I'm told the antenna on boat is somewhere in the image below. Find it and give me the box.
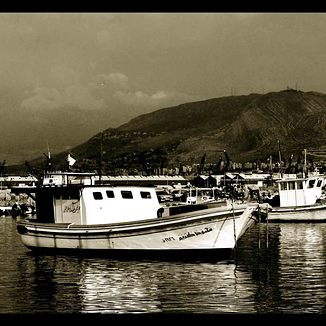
[43,141,53,173]
[47,141,50,159]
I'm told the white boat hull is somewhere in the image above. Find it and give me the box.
[268,203,326,222]
[17,204,258,252]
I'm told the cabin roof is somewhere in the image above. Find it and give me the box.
[276,177,321,183]
[97,175,186,181]
[45,171,96,176]
[11,184,157,195]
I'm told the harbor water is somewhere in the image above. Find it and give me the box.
[1,216,326,314]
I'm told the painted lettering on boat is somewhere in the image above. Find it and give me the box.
[178,227,213,241]
[63,204,80,214]
[162,236,176,243]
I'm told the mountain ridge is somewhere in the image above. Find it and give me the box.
[8,89,326,174]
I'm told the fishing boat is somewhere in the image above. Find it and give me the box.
[12,171,265,260]
[263,175,326,222]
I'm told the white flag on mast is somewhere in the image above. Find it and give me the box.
[67,154,76,166]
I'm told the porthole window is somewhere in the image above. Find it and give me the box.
[121,190,133,199]
[93,192,103,200]
[106,190,115,198]
[141,191,151,199]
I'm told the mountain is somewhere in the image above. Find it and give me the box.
[8,89,326,174]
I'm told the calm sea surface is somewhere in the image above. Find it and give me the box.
[1,216,326,314]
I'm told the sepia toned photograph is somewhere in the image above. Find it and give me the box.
[0,12,326,316]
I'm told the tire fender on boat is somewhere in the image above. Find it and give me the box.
[157,207,164,218]
[17,224,27,235]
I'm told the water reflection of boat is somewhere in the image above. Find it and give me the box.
[237,222,326,313]
[15,254,83,313]
[78,259,256,313]
[13,171,265,259]
[276,223,326,313]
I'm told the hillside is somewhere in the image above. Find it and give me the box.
[8,89,326,175]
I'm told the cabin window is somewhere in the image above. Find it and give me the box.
[280,182,287,191]
[121,190,133,199]
[106,190,115,198]
[308,179,315,188]
[317,180,322,187]
[93,192,103,200]
[140,191,151,199]
[296,181,304,189]
[288,182,295,190]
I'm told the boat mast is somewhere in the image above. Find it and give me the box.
[278,140,283,178]
[0,160,5,190]
[99,131,103,185]
[269,155,273,173]
[304,148,307,178]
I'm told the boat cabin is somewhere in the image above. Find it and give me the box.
[14,185,162,225]
[276,176,325,207]
[12,171,163,225]
[186,187,217,205]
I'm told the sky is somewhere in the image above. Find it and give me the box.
[1,12,326,164]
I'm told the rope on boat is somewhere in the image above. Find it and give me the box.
[258,204,261,250]
[266,204,269,249]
